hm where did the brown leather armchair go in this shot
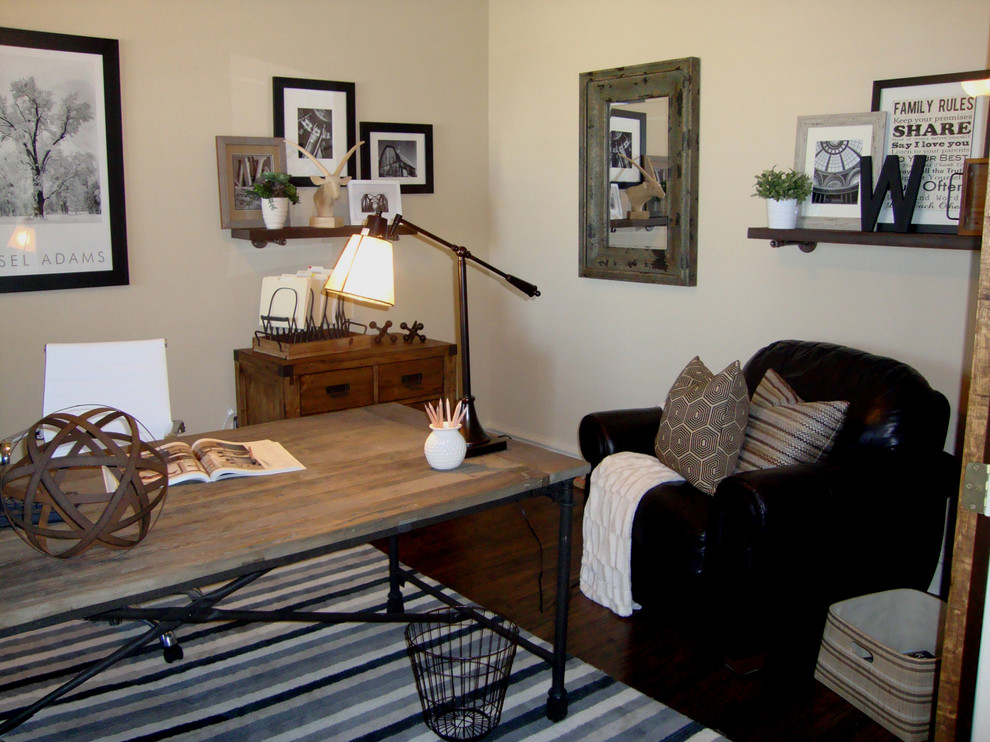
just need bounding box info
[578,340,955,671]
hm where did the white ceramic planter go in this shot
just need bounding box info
[262,197,289,229]
[424,425,467,470]
[766,198,799,229]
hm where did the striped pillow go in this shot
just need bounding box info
[751,366,801,407]
[735,369,848,473]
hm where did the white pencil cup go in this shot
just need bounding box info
[424,425,467,470]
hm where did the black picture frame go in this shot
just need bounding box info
[0,27,128,294]
[358,122,434,194]
[273,77,356,188]
[609,108,646,186]
[871,69,990,233]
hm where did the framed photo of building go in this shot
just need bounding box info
[872,69,990,232]
[609,108,646,185]
[273,77,356,188]
[359,122,433,194]
[0,27,128,293]
[215,136,286,229]
[793,112,887,229]
[347,180,402,226]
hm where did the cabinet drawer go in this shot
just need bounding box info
[378,358,445,402]
[300,367,375,415]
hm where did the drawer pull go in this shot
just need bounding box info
[326,383,351,397]
[401,372,424,386]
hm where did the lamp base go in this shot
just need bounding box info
[466,435,508,458]
[458,395,507,457]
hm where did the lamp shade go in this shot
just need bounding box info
[961,77,990,97]
[324,229,395,307]
[7,226,36,252]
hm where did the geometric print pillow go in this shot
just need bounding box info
[654,357,750,495]
[735,369,849,473]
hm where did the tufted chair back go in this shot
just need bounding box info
[743,340,950,463]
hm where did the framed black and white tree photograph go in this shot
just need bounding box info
[273,77,356,188]
[358,122,433,194]
[0,27,128,293]
[793,112,887,229]
[609,107,646,185]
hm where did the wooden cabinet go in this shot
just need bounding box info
[234,339,457,426]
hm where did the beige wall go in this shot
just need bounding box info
[2,1,988,461]
[482,0,990,455]
[0,0,488,436]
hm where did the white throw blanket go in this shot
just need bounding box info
[580,451,685,616]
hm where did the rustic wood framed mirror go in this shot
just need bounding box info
[579,58,700,285]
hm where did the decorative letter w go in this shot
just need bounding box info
[860,155,927,232]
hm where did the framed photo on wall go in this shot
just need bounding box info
[359,122,434,193]
[347,180,402,226]
[216,136,287,229]
[609,183,624,219]
[609,108,646,185]
[0,27,128,293]
[273,77,356,188]
[957,158,987,236]
[793,112,887,229]
[872,69,990,232]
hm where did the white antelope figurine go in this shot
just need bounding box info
[619,153,666,219]
[283,139,364,227]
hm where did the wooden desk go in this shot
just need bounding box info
[0,404,588,729]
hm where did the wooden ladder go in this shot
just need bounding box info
[935,170,990,740]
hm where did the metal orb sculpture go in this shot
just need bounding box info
[0,407,168,558]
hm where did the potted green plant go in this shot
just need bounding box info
[250,172,299,229]
[753,166,813,229]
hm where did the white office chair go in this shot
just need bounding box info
[42,338,184,440]
[37,338,188,661]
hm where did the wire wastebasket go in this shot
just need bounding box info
[405,606,519,741]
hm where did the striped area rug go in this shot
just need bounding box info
[0,545,728,741]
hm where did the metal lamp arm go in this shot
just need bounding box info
[375,213,538,453]
[387,215,540,297]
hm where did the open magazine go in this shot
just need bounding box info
[147,438,305,485]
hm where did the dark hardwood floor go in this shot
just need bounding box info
[375,486,901,742]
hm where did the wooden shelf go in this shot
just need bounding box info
[230,224,414,248]
[611,217,668,231]
[748,227,981,253]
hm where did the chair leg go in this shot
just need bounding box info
[159,630,184,663]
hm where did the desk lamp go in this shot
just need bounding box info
[324,213,540,456]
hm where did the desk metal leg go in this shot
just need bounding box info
[546,479,574,721]
[0,620,177,735]
[0,570,263,735]
[387,535,405,614]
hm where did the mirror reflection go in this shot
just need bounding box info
[608,98,669,254]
